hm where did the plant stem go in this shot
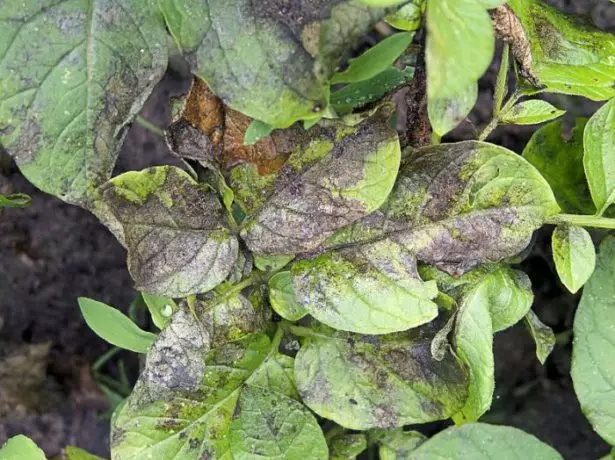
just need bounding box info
[136,115,164,137]
[478,90,522,141]
[546,213,615,229]
[92,346,122,372]
[493,44,510,117]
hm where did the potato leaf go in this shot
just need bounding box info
[63,446,104,460]
[78,297,156,354]
[0,435,46,460]
[385,2,424,31]
[331,32,414,84]
[552,225,596,294]
[0,1,168,206]
[243,120,274,146]
[294,320,469,430]
[371,429,426,460]
[584,98,615,214]
[292,239,438,334]
[141,293,178,330]
[523,118,594,215]
[524,310,555,365]
[241,108,400,254]
[112,299,327,460]
[328,433,367,460]
[269,272,307,322]
[94,166,238,297]
[501,100,565,125]
[507,0,615,101]
[407,423,562,459]
[0,193,31,208]
[571,236,615,445]
[428,82,478,137]
[426,0,494,99]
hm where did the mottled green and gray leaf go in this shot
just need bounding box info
[94,166,238,297]
[552,225,596,294]
[294,320,468,430]
[0,0,168,206]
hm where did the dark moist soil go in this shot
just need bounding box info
[1,2,614,458]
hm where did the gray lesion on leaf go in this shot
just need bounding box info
[242,109,399,254]
[165,119,215,163]
[97,166,238,297]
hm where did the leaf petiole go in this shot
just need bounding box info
[546,213,615,230]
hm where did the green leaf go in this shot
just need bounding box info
[94,166,238,297]
[572,236,615,445]
[507,0,615,101]
[241,107,400,255]
[428,82,478,137]
[584,98,615,214]
[161,1,386,128]
[141,293,178,330]
[423,264,533,422]
[552,225,596,293]
[253,254,295,272]
[371,429,426,460]
[329,433,367,460]
[408,423,562,459]
[501,100,565,125]
[112,300,327,460]
[523,118,595,214]
[63,446,104,460]
[523,310,555,365]
[78,297,156,354]
[294,320,469,430]
[385,2,424,31]
[426,0,494,99]
[244,120,274,146]
[0,193,31,208]
[0,435,46,460]
[269,272,307,322]
[291,239,438,334]
[358,0,407,6]
[331,66,415,115]
[0,1,168,206]
[331,32,414,84]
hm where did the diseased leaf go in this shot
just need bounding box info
[292,239,438,334]
[94,166,238,297]
[501,100,565,125]
[426,0,494,99]
[552,225,596,293]
[329,432,367,460]
[0,193,31,208]
[328,141,560,276]
[161,1,386,128]
[408,423,562,459]
[112,299,326,460]
[572,236,615,445]
[241,107,401,255]
[507,0,615,101]
[269,272,307,322]
[524,310,555,365]
[0,1,168,206]
[331,32,414,84]
[385,2,423,31]
[0,435,46,460]
[78,297,156,354]
[584,98,615,214]
[141,293,178,330]
[523,118,595,214]
[423,264,533,422]
[331,66,415,115]
[254,254,295,273]
[371,429,426,460]
[428,83,478,137]
[294,320,469,430]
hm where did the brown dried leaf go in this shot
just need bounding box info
[490,5,540,87]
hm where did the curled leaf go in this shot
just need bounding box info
[524,310,555,365]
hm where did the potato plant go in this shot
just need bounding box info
[1,0,615,459]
